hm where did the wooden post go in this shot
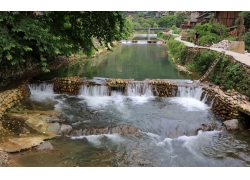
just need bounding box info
[237,16,244,41]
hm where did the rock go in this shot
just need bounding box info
[223,119,240,130]
[196,122,217,132]
[47,122,61,134]
[35,141,54,150]
[58,124,72,135]
[0,150,9,165]
[69,124,139,137]
[138,160,151,166]
[211,40,230,50]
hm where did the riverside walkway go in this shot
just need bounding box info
[174,36,250,68]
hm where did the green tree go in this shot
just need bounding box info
[142,22,151,28]
[153,22,158,28]
[0,11,130,72]
[175,12,188,27]
[239,11,250,30]
[158,15,176,28]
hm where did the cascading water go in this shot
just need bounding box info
[126,83,154,96]
[28,83,55,101]
[78,85,109,96]
[171,86,210,111]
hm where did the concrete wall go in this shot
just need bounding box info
[229,41,245,54]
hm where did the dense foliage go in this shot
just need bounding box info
[189,22,229,45]
[131,12,187,29]
[167,37,187,61]
[0,11,131,72]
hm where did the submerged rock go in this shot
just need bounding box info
[196,121,218,132]
[35,141,54,150]
[69,124,139,137]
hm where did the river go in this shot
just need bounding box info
[8,39,250,167]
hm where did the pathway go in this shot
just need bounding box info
[174,36,250,67]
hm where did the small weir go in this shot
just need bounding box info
[21,78,250,167]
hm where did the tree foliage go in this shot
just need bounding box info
[239,11,250,30]
[0,11,131,72]
[193,22,229,45]
[175,12,188,27]
[157,15,176,28]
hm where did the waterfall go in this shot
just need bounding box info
[173,86,210,111]
[78,85,109,96]
[28,83,55,101]
[177,86,203,100]
[28,83,54,94]
[126,83,154,96]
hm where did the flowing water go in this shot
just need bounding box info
[10,40,250,167]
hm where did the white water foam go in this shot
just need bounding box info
[126,83,155,104]
[170,86,210,111]
[28,83,56,102]
[79,85,109,96]
[71,133,125,147]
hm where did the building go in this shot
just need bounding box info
[213,11,240,29]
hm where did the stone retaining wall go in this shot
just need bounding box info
[0,82,30,119]
[200,83,250,120]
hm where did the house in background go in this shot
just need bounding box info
[180,12,199,29]
[213,11,240,30]
[196,11,212,24]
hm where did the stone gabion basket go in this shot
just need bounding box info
[53,76,84,95]
[149,80,177,97]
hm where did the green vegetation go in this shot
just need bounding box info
[130,12,187,29]
[167,37,187,61]
[186,22,229,45]
[168,38,250,98]
[243,32,250,52]
[0,11,131,72]
[156,32,171,40]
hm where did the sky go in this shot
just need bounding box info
[1,0,249,11]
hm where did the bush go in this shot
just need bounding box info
[199,33,220,45]
[193,22,229,45]
[185,50,219,74]
[243,31,250,52]
[157,32,170,40]
[142,22,151,28]
[225,36,237,41]
[167,38,187,60]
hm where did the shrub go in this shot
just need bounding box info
[243,31,250,52]
[199,33,220,45]
[167,38,187,60]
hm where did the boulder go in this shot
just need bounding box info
[223,119,240,130]
[58,124,72,135]
[47,122,61,134]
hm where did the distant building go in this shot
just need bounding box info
[213,11,240,29]
[196,11,213,24]
[180,12,199,29]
